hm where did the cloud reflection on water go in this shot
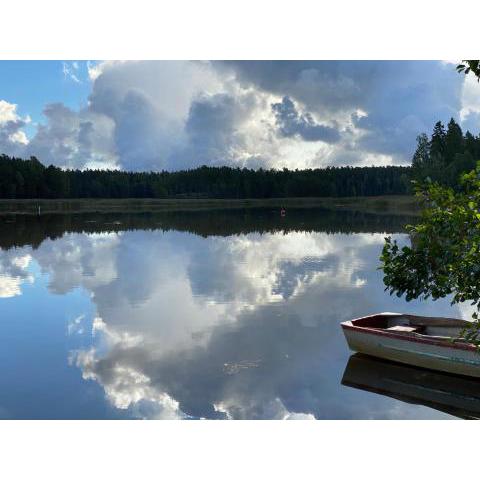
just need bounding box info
[0,251,33,298]
[0,223,463,419]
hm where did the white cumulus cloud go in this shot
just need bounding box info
[0,100,30,155]
[2,61,476,171]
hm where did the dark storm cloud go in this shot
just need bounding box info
[109,89,165,171]
[215,60,465,162]
[187,94,238,134]
[170,91,266,169]
[351,62,464,158]
[216,60,373,112]
[272,96,341,143]
[184,93,239,164]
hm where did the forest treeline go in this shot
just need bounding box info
[0,155,410,199]
[412,118,480,187]
[0,118,479,199]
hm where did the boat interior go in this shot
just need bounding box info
[351,313,471,339]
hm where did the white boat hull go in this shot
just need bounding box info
[342,315,480,378]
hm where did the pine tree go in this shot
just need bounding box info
[412,133,430,179]
[430,121,447,161]
[465,131,480,160]
[445,118,464,164]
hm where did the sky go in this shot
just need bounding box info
[1,60,480,172]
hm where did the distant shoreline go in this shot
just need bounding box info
[0,195,419,216]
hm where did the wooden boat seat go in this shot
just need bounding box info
[386,325,423,334]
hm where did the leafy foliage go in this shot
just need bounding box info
[456,60,480,81]
[381,165,480,343]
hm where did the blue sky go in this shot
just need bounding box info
[0,60,479,171]
[0,61,92,136]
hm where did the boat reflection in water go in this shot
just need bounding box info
[341,354,480,419]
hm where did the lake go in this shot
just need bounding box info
[0,208,477,419]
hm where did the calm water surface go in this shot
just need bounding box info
[0,208,477,419]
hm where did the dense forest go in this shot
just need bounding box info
[0,118,479,199]
[0,155,409,199]
[411,118,480,187]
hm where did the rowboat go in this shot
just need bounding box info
[341,312,480,377]
[341,354,480,419]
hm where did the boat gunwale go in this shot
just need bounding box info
[341,313,478,353]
